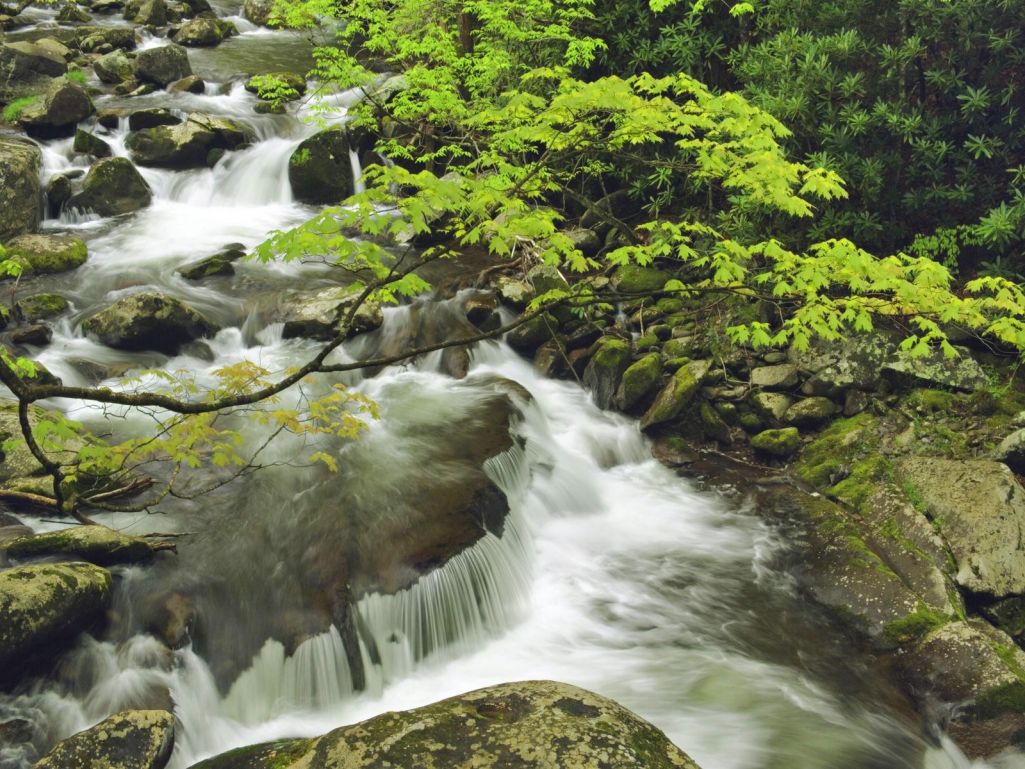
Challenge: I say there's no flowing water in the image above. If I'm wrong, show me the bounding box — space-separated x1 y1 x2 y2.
0 7 1019 769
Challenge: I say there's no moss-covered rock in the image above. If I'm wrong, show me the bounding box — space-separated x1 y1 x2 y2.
82 291 217 354
244 71 306 99
4 234 87 275
0 138 42 242
127 114 250 169
612 264 669 294
784 396 837 428
583 337 632 410
699 401 731 444
288 127 365 204
640 359 709 431
133 43 191 87
16 77 94 139
750 427 799 458
0 562 111 669
615 353 662 411
749 364 799 390
16 292 69 322
192 680 700 769
748 391 792 425
4 525 155 566
34 710 174 769
67 156 152 217
280 285 383 342
173 16 238 46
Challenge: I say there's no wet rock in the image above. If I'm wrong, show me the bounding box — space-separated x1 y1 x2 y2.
169 74 204 93
45 173 73 216
582 337 631 410
464 292 499 330
784 396 837 428
4 525 154 565
750 427 799 458
17 76 94 138
244 70 305 99
16 293 68 322
749 363 799 390
0 41 67 100
133 43 191 86
73 127 111 158
173 16 237 46
700 401 732 443
142 591 194 648
0 138 42 241
10 323 52 346
494 275 531 309
640 359 709 431
133 0 166 24
525 263 569 298
67 156 152 216
899 621 1025 759
0 717 32 744
128 107 180 130
34 710 174 769
191 680 700 769
894 458 1025 599
533 339 569 379
178 252 235 280
93 48 134 83
4 234 87 275
651 436 696 466
75 25 138 51
127 114 251 168
506 313 555 354
280 285 382 341
615 352 661 411
288 128 363 204
82 291 217 354
242 0 276 25
57 3 92 21
0 562 111 670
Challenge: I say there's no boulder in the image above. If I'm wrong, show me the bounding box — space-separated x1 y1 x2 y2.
784 396 836 428
288 127 366 204
506 313 555 354
16 292 68 321
244 71 305 99
128 107 180 131
57 3 92 20
640 359 709 431
17 76 94 138
242 0 276 25
133 43 190 86
995 428 1025 474
582 337 631 410
34 710 174 769
0 41 67 100
75 25 138 52
82 292 216 354
73 127 111 158
173 17 237 46
93 49 134 83
615 352 662 411
67 157 152 216
281 285 382 341
494 275 531 309
0 562 111 669
895 458 1025 599
4 525 154 565
750 363 799 390
168 74 204 93
0 138 42 242
751 427 799 458
191 681 700 769
612 264 669 294
126 114 251 168
133 0 165 24
4 234 87 275
748 391 792 424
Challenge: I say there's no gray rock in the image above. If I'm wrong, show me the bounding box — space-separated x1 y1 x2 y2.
784 396 837 428
128 107 181 131
173 16 237 46
190 681 700 769
73 128 111 158
288 127 364 204
4 525 154 566
749 391 792 424
0 562 111 669
93 48 134 83
996 428 1025 474
896 458 1025 598
34 710 174 769
67 157 152 216
133 43 190 86
242 0 275 25
17 76 94 138
640 359 709 431
0 138 41 242
133 0 165 24
82 291 217 353
0 41 67 100
749 363 799 390
280 285 382 341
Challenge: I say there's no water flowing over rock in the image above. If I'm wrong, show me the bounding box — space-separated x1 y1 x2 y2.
82 291 218 353
34 710 174 769
67 156 152 216
0 562 111 672
126 114 251 168
192 681 701 769
0 137 42 241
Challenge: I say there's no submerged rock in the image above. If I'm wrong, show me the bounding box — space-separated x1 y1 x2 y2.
0 562 111 670
82 291 217 353
4 525 154 566
67 156 153 216
0 138 42 242
191 680 700 769
34 710 174 769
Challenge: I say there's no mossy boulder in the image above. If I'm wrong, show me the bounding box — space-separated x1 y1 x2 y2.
750 427 799 458
173 16 238 46
0 138 42 242
640 359 709 431
749 364 799 390
127 114 250 169
73 128 112 159
616 352 662 411
507 313 556 354
34 710 174 769
583 337 632 410
280 285 383 342
288 127 366 205
0 41 67 101
133 43 191 86
894 458 1025 599
16 292 69 322
67 156 152 217
244 71 306 99
82 291 217 354
242 0 277 25
748 391 792 425
17 76 94 139
612 264 669 294
784 396 837 428
4 234 87 275
0 562 111 669
192 680 700 769
4 525 154 566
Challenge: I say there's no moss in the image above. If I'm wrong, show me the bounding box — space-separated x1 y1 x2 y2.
17 293 69 322
618 353 661 410
66 67 87 85
750 427 799 457
881 603 950 644
7 238 88 275
830 455 891 511
656 297 683 314
613 264 669 294
793 412 878 489
3 96 39 123
995 643 1025 682
634 333 659 352
976 682 1025 718
905 388 959 414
